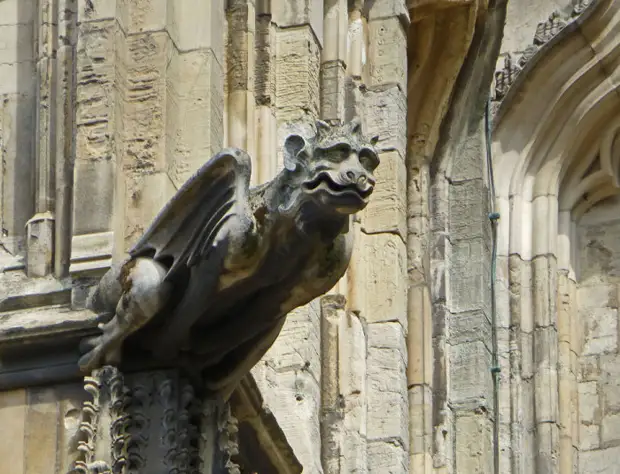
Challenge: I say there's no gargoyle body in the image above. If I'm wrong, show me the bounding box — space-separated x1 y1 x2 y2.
78 119 379 398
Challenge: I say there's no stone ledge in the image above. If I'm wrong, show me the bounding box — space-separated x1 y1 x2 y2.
0 304 101 391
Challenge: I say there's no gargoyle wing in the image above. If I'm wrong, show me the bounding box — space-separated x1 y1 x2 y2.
129 147 253 281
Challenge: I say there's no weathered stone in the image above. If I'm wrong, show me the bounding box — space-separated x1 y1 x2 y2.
367 17 407 91
275 26 321 123
449 341 493 408
320 60 346 123
0 389 26 473
581 307 618 355
167 0 225 58
117 0 167 34
455 413 494 474
362 151 407 239
367 322 408 446
272 0 323 45
367 440 408 474
166 48 224 187
363 85 407 157
579 381 600 424
580 423 600 451
580 446 620 473
352 232 408 328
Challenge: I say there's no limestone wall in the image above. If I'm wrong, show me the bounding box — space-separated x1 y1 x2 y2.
0 0 514 473
577 198 620 471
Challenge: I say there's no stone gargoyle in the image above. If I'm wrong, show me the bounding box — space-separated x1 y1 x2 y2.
78 119 379 398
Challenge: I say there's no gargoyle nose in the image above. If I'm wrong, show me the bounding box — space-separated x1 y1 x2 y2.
346 170 374 190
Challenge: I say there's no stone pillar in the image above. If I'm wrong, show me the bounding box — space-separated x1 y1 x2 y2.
226 0 257 184
358 3 410 473
251 3 324 472
67 366 236 474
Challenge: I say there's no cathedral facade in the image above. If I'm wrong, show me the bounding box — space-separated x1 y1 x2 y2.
0 0 618 473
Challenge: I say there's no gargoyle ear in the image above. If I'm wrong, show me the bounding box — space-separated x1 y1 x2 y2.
370 135 379 146
349 117 362 135
316 119 330 134
283 134 308 171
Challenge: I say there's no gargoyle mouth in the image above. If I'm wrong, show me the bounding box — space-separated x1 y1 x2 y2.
303 173 373 201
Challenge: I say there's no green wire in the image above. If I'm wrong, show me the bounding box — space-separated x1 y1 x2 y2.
486 99 501 474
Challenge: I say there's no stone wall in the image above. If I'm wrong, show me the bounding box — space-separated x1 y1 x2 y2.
577 197 620 472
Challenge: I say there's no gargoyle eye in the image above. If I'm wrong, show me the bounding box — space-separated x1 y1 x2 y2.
359 149 379 171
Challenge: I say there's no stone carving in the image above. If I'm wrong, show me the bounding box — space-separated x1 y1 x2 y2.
77 118 378 398
70 368 234 473
492 0 594 105
71 366 129 474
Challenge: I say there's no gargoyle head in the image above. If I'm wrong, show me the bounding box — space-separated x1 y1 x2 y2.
282 118 380 216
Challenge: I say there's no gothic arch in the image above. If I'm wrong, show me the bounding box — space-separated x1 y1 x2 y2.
492 0 620 471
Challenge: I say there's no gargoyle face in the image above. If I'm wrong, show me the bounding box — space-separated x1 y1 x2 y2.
283 119 380 216
302 143 378 214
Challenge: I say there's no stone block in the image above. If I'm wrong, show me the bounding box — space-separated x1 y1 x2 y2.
367 440 408 474
365 0 409 21
455 413 493 474
26 213 54 278
367 17 407 91
352 232 407 328
579 381 600 424
577 284 618 310
362 151 407 239
339 310 367 398
123 171 176 249
0 61 35 96
117 0 167 34
449 341 492 407
24 388 58 473
72 158 115 235
363 85 407 157
579 446 620 473
76 20 117 162
117 31 170 173
580 355 600 382
261 302 321 383
253 356 323 474
167 0 225 58
272 0 323 45
320 60 346 122
0 0 35 25
580 423 599 451
78 0 116 22
536 422 559 473
449 178 488 239
448 238 490 314
255 15 276 105
226 2 256 93
275 26 321 122
367 322 408 445
582 307 618 355
409 384 432 455
602 374 620 413
0 23 34 64
448 309 492 349
602 413 620 444
166 48 224 187
0 389 26 473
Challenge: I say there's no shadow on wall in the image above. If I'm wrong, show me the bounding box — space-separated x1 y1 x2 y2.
0 0 36 258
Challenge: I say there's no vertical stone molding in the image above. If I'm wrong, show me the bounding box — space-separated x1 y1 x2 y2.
69 366 240 474
492 1 620 472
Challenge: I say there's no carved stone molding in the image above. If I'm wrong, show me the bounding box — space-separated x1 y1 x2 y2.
492 0 595 107
68 367 243 474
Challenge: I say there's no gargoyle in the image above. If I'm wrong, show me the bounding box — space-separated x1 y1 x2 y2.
78 118 379 398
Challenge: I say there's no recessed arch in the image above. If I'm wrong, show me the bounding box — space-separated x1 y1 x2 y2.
492 0 620 471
